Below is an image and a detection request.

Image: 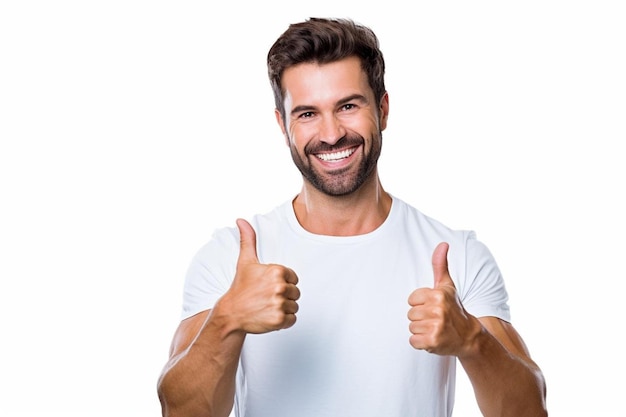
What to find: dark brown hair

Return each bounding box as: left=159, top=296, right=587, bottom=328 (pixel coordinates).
left=267, top=17, right=386, bottom=121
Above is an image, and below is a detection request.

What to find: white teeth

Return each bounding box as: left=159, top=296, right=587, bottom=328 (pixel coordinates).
left=316, top=148, right=355, bottom=162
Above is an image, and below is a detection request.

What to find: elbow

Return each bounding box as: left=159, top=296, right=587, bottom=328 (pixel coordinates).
left=156, top=371, right=225, bottom=417
left=157, top=372, right=175, bottom=417
left=156, top=371, right=188, bottom=417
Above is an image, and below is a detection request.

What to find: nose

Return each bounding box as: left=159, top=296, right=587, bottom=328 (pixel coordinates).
left=319, top=114, right=346, bottom=145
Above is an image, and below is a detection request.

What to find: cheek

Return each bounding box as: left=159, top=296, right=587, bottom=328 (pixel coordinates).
left=344, top=113, right=379, bottom=132
left=287, top=123, right=313, bottom=148
left=283, top=121, right=297, bottom=146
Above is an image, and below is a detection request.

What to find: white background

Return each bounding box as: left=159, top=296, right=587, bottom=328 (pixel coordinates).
left=1, top=1, right=624, bottom=416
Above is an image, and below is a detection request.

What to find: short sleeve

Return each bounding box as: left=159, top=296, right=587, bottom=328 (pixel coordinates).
left=459, top=236, right=511, bottom=322
left=180, top=226, right=239, bottom=320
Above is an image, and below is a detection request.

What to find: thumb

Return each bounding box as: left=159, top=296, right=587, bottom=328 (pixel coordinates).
left=236, top=218, right=259, bottom=265
left=432, top=242, right=455, bottom=289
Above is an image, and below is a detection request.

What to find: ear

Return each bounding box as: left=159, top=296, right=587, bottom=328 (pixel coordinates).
left=274, top=108, right=290, bottom=147
left=379, top=92, right=390, bottom=131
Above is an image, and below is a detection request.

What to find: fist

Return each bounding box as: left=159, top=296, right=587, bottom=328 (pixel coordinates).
left=407, top=242, right=477, bottom=356
left=220, top=219, right=301, bottom=334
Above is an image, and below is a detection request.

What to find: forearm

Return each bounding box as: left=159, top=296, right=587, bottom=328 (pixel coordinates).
left=459, top=327, right=547, bottom=417
left=158, top=308, right=246, bottom=417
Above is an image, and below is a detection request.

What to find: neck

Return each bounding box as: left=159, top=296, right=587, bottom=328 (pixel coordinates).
left=292, top=172, right=392, bottom=236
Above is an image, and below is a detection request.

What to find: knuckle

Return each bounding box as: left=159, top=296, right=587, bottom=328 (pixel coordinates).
left=266, top=264, right=284, bottom=278
left=268, top=311, right=286, bottom=327
left=432, top=290, right=446, bottom=304
left=272, top=282, right=289, bottom=297
left=430, top=305, right=445, bottom=320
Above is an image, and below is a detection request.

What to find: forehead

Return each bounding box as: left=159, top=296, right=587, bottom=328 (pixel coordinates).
left=281, top=56, right=370, bottom=107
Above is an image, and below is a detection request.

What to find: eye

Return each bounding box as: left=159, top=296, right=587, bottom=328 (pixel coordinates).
left=340, top=103, right=357, bottom=111
left=298, top=111, right=315, bottom=119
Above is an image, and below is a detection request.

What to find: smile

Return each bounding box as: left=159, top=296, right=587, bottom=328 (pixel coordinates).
left=315, top=147, right=356, bottom=162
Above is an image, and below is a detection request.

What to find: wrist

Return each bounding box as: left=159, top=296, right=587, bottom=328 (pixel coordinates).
left=209, top=296, right=247, bottom=339
left=459, top=315, right=487, bottom=359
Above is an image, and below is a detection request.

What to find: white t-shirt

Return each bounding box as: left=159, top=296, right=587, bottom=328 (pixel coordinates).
left=182, top=195, right=511, bottom=417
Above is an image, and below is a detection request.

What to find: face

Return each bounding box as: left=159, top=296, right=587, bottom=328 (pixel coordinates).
left=276, top=56, right=389, bottom=197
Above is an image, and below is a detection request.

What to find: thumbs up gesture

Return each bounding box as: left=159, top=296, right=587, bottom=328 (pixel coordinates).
left=407, top=242, right=481, bottom=356
left=219, top=218, right=300, bottom=334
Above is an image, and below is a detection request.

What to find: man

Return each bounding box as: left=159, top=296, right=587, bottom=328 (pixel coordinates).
left=157, top=17, right=547, bottom=417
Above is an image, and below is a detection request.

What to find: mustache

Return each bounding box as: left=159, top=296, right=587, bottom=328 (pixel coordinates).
left=304, top=134, right=365, bottom=155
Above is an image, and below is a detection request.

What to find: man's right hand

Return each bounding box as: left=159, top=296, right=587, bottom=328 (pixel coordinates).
left=217, top=218, right=300, bottom=334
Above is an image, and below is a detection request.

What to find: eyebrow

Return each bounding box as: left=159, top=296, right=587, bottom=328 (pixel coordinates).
left=290, top=94, right=369, bottom=117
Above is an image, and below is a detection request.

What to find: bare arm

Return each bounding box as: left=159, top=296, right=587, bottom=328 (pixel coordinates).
left=459, top=316, right=547, bottom=417
left=157, top=219, right=300, bottom=417
left=157, top=308, right=245, bottom=417
left=408, top=243, right=547, bottom=416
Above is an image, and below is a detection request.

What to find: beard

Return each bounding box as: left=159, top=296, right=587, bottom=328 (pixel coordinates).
left=288, top=131, right=382, bottom=196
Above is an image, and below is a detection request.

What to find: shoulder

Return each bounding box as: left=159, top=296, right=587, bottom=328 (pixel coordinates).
left=391, top=196, right=475, bottom=246
left=194, top=199, right=293, bottom=263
